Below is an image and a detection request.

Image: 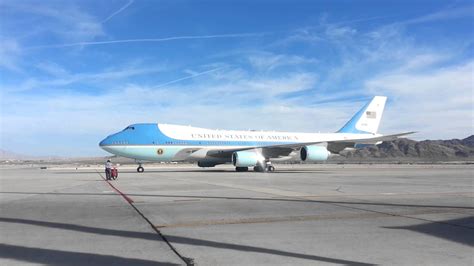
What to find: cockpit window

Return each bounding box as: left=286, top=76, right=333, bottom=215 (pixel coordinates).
left=123, top=126, right=135, bottom=131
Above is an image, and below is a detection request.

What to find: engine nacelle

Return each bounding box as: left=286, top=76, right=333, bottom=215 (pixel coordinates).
left=197, top=161, right=218, bottom=167
left=197, top=158, right=227, bottom=167
left=232, top=151, right=263, bottom=167
left=300, top=145, right=330, bottom=162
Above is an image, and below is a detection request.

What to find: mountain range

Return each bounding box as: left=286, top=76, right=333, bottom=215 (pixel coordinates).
left=1, top=135, right=473, bottom=162
left=338, top=135, right=474, bottom=161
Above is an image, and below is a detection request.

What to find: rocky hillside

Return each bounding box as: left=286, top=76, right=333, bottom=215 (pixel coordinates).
left=2, top=136, right=474, bottom=163
left=339, top=135, right=474, bottom=161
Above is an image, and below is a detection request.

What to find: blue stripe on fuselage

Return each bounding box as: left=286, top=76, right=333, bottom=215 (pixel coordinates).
left=337, top=102, right=371, bottom=134
left=99, top=123, right=295, bottom=147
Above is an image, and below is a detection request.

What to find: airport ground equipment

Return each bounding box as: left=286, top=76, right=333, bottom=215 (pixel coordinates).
left=110, top=167, right=118, bottom=180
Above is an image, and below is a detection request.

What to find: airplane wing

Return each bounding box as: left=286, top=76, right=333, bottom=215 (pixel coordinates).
left=206, top=131, right=416, bottom=159
left=206, top=146, right=294, bottom=159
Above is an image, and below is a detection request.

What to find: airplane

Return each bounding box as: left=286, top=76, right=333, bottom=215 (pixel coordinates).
left=99, top=96, right=413, bottom=172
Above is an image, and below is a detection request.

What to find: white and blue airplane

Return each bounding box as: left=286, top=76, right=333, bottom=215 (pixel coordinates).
left=99, top=96, right=413, bottom=172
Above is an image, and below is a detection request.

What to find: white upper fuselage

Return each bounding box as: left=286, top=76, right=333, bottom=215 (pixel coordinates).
left=99, top=123, right=379, bottom=162
left=159, top=123, right=377, bottom=144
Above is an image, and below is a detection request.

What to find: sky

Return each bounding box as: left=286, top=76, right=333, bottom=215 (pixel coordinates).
left=0, top=0, right=473, bottom=156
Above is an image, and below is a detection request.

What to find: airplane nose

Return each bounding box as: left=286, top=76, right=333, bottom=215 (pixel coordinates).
left=99, top=137, right=109, bottom=147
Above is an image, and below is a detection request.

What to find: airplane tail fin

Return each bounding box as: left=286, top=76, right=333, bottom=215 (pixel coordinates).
left=337, top=96, right=387, bottom=134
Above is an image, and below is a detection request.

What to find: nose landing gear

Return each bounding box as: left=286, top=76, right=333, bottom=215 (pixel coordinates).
left=137, top=164, right=144, bottom=173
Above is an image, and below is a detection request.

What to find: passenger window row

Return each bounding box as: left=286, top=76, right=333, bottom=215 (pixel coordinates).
left=164, top=141, right=188, bottom=145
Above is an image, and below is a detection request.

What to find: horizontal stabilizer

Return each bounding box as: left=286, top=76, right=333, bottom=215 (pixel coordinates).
left=343, top=131, right=417, bottom=144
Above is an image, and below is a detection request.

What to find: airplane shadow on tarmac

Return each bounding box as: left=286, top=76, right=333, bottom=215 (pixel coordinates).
left=1, top=215, right=472, bottom=266
left=384, top=216, right=474, bottom=247
left=0, top=217, right=375, bottom=266
left=0, top=243, right=179, bottom=266
left=0, top=215, right=472, bottom=265
left=1, top=191, right=473, bottom=210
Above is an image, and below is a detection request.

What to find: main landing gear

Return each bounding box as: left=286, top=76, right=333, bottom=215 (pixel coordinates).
left=262, top=160, right=275, bottom=172
left=234, top=161, right=275, bottom=172
left=253, top=164, right=275, bottom=172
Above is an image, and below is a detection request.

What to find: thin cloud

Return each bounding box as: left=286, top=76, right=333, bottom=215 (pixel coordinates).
left=27, top=33, right=267, bottom=49
left=4, top=65, right=166, bottom=92
left=402, top=5, right=474, bottom=25
left=247, top=52, right=318, bottom=71
left=1, top=1, right=104, bottom=43
left=152, top=67, right=225, bottom=89
left=0, top=38, right=22, bottom=72
left=101, top=0, right=134, bottom=23
left=365, top=60, right=474, bottom=138
left=332, top=15, right=398, bottom=26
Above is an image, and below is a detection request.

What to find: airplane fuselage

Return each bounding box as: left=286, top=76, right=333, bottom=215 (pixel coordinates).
left=98, top=96, right=411, bottom=172
left=99, top=123, right=378, bottom=162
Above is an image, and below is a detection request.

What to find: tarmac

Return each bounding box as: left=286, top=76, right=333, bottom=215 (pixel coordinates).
left=0, top=164, right=473, bottom=265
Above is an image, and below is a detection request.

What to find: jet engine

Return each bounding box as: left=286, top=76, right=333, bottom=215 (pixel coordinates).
left=197, top=158, right=227, bottom=168
left=300, top=145, right=330, bottom=162
left=232, top=151, right=264, bottom=167
left=197, top=161, right=218, bottom=167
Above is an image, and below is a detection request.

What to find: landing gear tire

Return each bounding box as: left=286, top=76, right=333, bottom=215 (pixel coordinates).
left=253, top=165, right=265, bottom=172
left=267, top=165, right=275, bottom=172
left=137, top=166, right=144, bottom=173
left=235, top=167, right=249, bottom=172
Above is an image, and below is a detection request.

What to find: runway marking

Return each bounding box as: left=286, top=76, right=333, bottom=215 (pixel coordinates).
left=154, top=209, right=457, bottom=229
left=173, top=199, right=201, bottom=202
left=166, top=176, right=474, bottom=199
left=165, top=176, right=474, bottom=230
left=166, top=177, right=315, bottom=197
